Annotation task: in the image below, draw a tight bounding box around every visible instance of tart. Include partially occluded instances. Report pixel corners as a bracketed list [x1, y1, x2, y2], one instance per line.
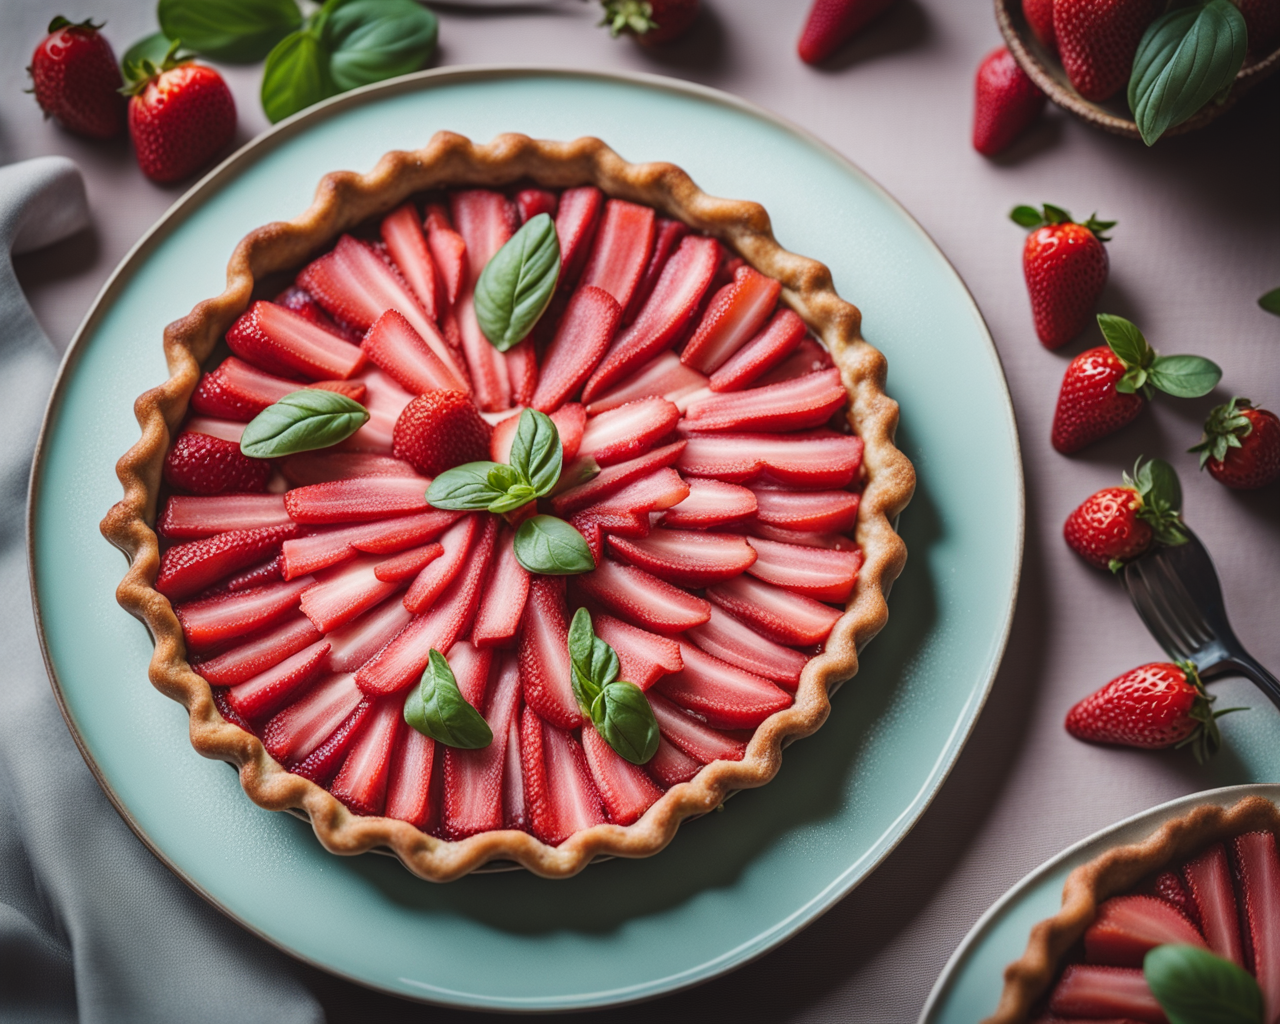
[988, 795, 1280, 1023]
[102, 132, 914, 881]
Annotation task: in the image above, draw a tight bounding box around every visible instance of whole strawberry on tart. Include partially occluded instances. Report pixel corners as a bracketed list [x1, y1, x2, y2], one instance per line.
[103, 133, 913, 881]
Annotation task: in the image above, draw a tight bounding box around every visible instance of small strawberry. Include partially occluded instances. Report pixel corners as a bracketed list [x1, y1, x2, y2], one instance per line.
[797, 0, 898, 63]
[973, 47, 1047, 157]
[599, 0, 699, 46]
[1063, 456, 1187, 571]
[1010, 203, 1113, 348]
[392, 391, 492, 477]
[1053, 0, 1161, 101]
[28, 16, 125, 139]
[1052, 314, 1222, 454]
[1024, 0, 1057, 51]
[163, 430, 271, 495]
[1189, 398, 1280, 490]
[121, 43, 236, 184]
[1065, 660, 1236, 763]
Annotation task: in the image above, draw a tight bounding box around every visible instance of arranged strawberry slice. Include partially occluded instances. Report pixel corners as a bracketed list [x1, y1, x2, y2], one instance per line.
[225, 301, 365, 381]
[645, 735, 702, 787]
[657, 642, 793, 730]
[706, 574, 842, 646]
[456, 289, 512, 412]
[192, 613, 322, 686]
[505, 338, 539, 408]
[290, 698, 373, 785]
[550, 441, 687, 516]
[521, 709, 606, 846]
[593, 612, 683, 689]
[212, 555, 285, 594]
[660, 477, 757, 529]
[380, 202, 440, 323]
[451, 190, 518, 410]
[581, 722, 663, 825]
[361, 309, 462, 395]
[686, 605, 807, 689]
[263, 671, 363, 765]
[745, 521, 859, 551]
[443, 654, 520, 838]
[300, 556, 401, 633]
[384, 716, 436, 828]
[163, 429, 271, 495]
[158, 493, 290, 540]
[624, 217, 690, 325]
[518, 577, 581, 729]
[183, 417, 244, 445]
[584, 350, 707, 416]
[503, 716, 526, 831]
[606, 528, 757, 587]
[280, 450, 417, 487]
[553, 186, 604, 288]
[678, 430, 863, 488]
[579, 199, 656, 312]
[325, 594, 413, 673]
[471, 530, 530, 648]
[751, 485, 860, 533]
[573, 468, 689, 522]
[329, 696, 401, 816]
[582, 235, 721, 402]
[1232, 830, 1280, 1016]
[709, 309, 808, 392]
[755, 336, 834, 387]
[568, 511, 648, 562]
[682, 368, 847, 433]
[576, 558, 710, 633]
[276, 284, 360, 342]
[681, 265, 782, 374]
[1083, 895, 1206, 967]
[745, 535, 862, 603]
[445, 640, 494, 710]
[490, 402, 590, 466]
[157, 522, 300, 602]
[191, 357, 361, 422]
[530, 286, 623, 413]
[1048, 965, 1165, 1024]
[224, 639, 331, 721]
[516, 188, 558, 222]
[283, 475, 431, 524]
[1183, 842, 1244, 966]
[576, 396, 680, 466]
[374, 542, 443, 582]
[1152, 870, 1197, 926]
[403, 514, 482, 614]
[648, 692, 747, 764]
[281, 509, 458, 578]
[424, 202, 466, 310]
[176, 576, 314, 652]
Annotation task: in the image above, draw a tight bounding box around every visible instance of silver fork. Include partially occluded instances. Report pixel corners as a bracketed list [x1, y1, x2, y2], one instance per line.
[1122, 527, 1280, 711]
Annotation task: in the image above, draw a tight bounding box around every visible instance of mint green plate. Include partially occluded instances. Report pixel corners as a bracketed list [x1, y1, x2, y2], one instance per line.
[29, 68, 1021, 1010]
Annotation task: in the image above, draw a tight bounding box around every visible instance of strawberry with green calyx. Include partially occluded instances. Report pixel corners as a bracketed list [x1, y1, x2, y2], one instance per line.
[1189, 398, 1280, 490]
[1063, 456, 1187, 571]
[1052, 314, 1222, 454]
[598, 0, 699, 46]
[28, 16, 126, 140]
[1011, 203, 1114, 348]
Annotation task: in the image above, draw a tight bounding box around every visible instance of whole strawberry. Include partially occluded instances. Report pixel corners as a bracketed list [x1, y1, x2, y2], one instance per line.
[1024, 0, 1057, 51]
[1053, 0, 1161, 101]
[1052, 314, 1221, 454]
[394, 391, 492, 477]
[28, 16, 125, 139]
[122, 44, 236, 184]
[1189, 397, 1280, 490]
[1064, 456, 1187, 570]
[600, 0, 699, 45]
[1010, 203, 1113, 348]
[163, 431, 271, 495]
[797, 0, 898, 63]
[973, 48, 1047, 157]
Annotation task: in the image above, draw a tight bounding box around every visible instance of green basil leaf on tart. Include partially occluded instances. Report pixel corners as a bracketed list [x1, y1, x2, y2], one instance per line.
[403, 649, 493, 750]
[239, 389, 369, 458]
[474, 212, 560, 352]
[513, 514, 595, 575]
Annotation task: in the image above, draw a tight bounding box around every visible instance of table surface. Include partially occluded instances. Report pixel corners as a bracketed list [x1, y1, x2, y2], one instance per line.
[6, 1, 1279, 1020]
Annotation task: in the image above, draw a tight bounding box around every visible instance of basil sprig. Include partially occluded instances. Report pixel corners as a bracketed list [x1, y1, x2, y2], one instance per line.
[568, 608, 659, 765]
[428, 408, 563, 512]
[239, 389, 369, 458]
[474, 213, 561, 352]
[1128, 0, 1247, 146]
[1145, 944, 1264, 1024]
[1097, 314, 1222, 399]
[514, 515, 596, 575]
[157, 0, 301, 62]
[403, 649, 493, 750]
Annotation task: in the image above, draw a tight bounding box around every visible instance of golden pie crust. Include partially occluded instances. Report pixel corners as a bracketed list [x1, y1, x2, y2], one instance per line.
[987, 795, 1280, 1024]
[100, 132, 916, 881]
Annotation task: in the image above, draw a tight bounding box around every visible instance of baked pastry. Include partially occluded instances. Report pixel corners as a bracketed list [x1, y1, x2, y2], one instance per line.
[102, 132, 914, 881]
[988, 795, 1280, 1023]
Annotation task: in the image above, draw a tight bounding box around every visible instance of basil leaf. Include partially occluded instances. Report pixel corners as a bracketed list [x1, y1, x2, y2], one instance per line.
[158, 0, 302, 63]
[239, 389, 368, 458]
[1129, 0, 1247, 146]
[1098, 313, 1153, 369]
[1258, 287, 1280, 316]
[474, 213, 561, 352]
[1145, 944, 1264, 1024]
[1148, 354, 1223, 398]
[549, 455, 601, 497]
[567, 607, 620, 714]
[1144, 457, 1183, 512]
[1009, 205, 1043, 228]
[513, 515, 595, 575]
[509, 409, 563, 497]
[592, 682, 659, 765]
[487, 486, 537, 515]
[261, 28, 329, 123]
[321, 0, 437, 93]
[426, 461, 507, 510]
[403, 649, 493, 750]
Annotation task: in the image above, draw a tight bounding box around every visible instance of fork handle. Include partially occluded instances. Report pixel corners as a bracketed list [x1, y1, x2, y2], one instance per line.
[1227, 653, 1280, 712]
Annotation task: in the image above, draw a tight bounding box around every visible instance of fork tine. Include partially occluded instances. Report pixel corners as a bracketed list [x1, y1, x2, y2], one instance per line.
[1138, 560, 1203, 653]
[1150, 555, 1215, 647]
[1125, 561, 1194, 661]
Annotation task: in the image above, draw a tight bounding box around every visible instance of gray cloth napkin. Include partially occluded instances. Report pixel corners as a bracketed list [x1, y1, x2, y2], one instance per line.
[0, 156, 323, 1024]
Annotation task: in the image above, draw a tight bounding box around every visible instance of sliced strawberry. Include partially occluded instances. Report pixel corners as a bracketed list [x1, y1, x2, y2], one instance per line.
[403, 514, 482, 614]
[213, 554, 285, 594]
[158, 493, 290, 540]
[455, 290, 511, 412]
[750, 485, 860, 533]
[225, 301, 364, 381]
[553, 185, 604, 288]
[1183, 842, 1245, 967]
[354, 516, 496, 695]
[424, 202, 466, 309]
[518, 576, 581, 729]
[443, 653, 520, 838]
[212, 687, 254, 734]
[579, 199, 656, 312]
[157, 522, 300, 602]
[709, 309, 808, 392]
[328, 695, 401, 816]
[183, 417, 245, 443]
[445, 639, 494, 710]
[163, 429, 271, 496]
[300, 556, 400, 633]
[191, 613, 322, 685]
[325, 594, 413, 673]
[648, 692, 747, 763]
[661, 477, 757, 529]
[706, 574, 842, 646]
[291, 697, 373, 785]
[175, 576, 314, 652]
[505, 337, 539, 407]
[686, 605, 807, 689]
[549, 441, 687, 516]
[275, 284, 361, 342]
[1048, 966, 1165, 1024]
[593, 612, 683, 690]
[682, 368, 847, 433]
[754, 336, 834, 387]
[283, 475, 431, 524]
[531, 286, 622, 413]
[503, 717, 526, 831]
[549, 403, 587, 464]
[645, 735, 701, 787]
[746, 521, 860, 550]
[373, 542, 442, 583]
[452, 189, 519, 282]
[281, 509, 458, 578]
[576, 559, 710, 633]
[1232, 830, 1280, 1016]
[582, 235, 720, 402]
[1151, 870, 1197, 927]
[576, 396, 679, 466]
[681, 265, 781, 374]
[1083, 896, 1206, 967]
[656, 642, 793, 730]
[361, 309, 462, 395]
[334, 407, 395, 454]
[190, 357, 316, 421]
[516, 187, 558, 222]
[352, 365, 416, 418]
[471, 529, 530, 648]
[678, 429, 863, 488]
[584, 350, 708, 416]
[385, 716, 436, 828]
[575, 469, 689, 523]
[581, 722, 663, 825]
[280, 450, 417, 487]
[380, 202, 439, 323]
[224, 639, 331, 720]
[567, 511, 646, 563]
[262, 671, 363, 764]
[606, 528, 756, 587]
[624, 217, 689, 325]
[522, 710, 606, 845]
[488, 411, 520, 464]
[745, 535, 862, 603]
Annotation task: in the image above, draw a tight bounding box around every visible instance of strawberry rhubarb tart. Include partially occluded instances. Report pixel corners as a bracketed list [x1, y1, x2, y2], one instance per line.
[103, 133, 914, 880]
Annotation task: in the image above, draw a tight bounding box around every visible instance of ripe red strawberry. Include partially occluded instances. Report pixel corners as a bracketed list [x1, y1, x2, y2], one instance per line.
[1065, 660, 1231, 762]
[1024, 0, 1058, 50]
[391, 391, 492, 477]
[28, 16, 125, 139]
[973, 47, 1047, 157]
[600, 0, 700, 45]
[1053, 0, 1161, 101]
[163, 429, 271, 495]
[797, 0, 898, 63]
[1063, 457, 1187, 571]
[122, 47, 236, 184]
[1189, 398, 1280, 490]
[1011, 203, 1113, 348]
